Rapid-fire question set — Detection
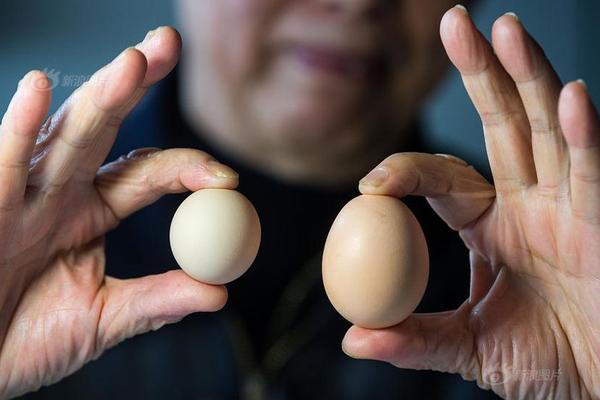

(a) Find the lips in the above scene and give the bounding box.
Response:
[282,43,384,81]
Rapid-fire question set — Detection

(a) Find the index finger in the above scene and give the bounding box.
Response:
[440,6,536,193]
[77,26,183,181]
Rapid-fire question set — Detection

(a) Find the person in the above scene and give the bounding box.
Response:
[0,1,599,399]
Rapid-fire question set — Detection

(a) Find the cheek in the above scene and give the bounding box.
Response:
[201,0,281,88]
[386,1,453,113]
[404,0,456,34]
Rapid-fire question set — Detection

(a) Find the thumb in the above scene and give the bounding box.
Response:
[359,152,496,231]
[96,270,227,352]
[341,307,480,380]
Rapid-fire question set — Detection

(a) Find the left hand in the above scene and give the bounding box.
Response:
[341,7,600,399]
[0,27,236,398]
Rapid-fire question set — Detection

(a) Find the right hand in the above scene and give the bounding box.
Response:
[0,27,238,398]
[342,8,600,399]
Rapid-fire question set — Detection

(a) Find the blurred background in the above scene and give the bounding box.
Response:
[0,0,598,171]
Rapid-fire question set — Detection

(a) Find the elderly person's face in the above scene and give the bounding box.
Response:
[176,0,460,185]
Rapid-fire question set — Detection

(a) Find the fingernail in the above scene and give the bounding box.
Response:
[19,70,51,92]
[206,160,239,179]
[360,166,389,188]
[504,11,519,21]
[93,48,131,90]
[454,4,468,14]
[111,47,134,68]
[17,73,28,88]
[126,147,162,160]
[341,341,359,359]
[577,79,588,89]
[435,153,468,166]
[18,70,36,87]
[135,29,158,50]
[143,28,157,43]
[17,76,28,90]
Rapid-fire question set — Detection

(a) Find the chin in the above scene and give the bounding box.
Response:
[254,92,367,151]
[263,121,369,168]
[274,114,358,154]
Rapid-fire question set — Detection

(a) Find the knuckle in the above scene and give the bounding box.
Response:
[479,108,524,128]
[493,175,529,189]
[0,158,30,170]
[0,196,22,212]
[528,115,561,136]
[571,170,600,185]
[57,132,94,150]
[384,152,419,171]
[123,147,162,161]
[536,184,569,201]
[38,180,66,197]
[571,208,600,226]
[160,148,214,164]
[105,114,124,129]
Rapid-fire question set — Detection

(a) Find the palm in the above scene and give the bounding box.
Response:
[0,28,234,398]
[342,8,600,399]
[459,189,600,397]
[1,238,108,391]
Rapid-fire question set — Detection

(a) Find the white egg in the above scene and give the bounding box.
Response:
[170,189,261,285]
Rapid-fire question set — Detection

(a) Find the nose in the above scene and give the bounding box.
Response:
[315,0,394,20]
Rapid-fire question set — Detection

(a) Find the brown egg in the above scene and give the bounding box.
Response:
[322,195,429,329]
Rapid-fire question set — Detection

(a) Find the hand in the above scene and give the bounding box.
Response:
[341,7,600,399]
[0,27,238,398]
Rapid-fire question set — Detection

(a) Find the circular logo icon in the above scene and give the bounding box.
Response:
[34,69,61,91]
[483,369,507,385]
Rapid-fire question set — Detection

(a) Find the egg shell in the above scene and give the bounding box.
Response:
[322,195,429,329]
[169,189,261,285]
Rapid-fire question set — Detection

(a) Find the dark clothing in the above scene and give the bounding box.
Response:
[23,71,498,400]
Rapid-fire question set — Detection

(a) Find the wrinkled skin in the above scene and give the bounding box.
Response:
[342,8,600,400]
[0,28,235,398]
[0,3,599,400]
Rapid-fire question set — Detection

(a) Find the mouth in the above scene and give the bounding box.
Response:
[277,42,386,83]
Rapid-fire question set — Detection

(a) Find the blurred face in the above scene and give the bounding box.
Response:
[177,0,459,185]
